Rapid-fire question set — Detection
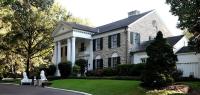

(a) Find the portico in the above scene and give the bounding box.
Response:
[52,22,95,76]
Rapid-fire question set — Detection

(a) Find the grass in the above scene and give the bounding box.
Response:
[182,81,200,90]
[50,79,145,95]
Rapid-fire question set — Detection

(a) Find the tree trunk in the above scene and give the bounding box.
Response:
[26,56,30,78]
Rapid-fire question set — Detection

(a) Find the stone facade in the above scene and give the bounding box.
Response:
[93,28,128,67]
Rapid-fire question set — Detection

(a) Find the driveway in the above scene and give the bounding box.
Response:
[0,84,85,95]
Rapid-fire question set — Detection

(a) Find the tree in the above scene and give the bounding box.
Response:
[141,31,178,87]
[0,1,91,77]
[166,0,200,52]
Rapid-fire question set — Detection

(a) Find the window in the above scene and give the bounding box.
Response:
[96,38,101,50]
[61,47,63,57]
[112,57,118,67]
[65,46,67,56]
[93,38,103,51]
[111,34,118,48]
[80,42,85,52]
[108,33,120,49]
[141,58,147,63]
[93,55,103,70]
[108,53,120,68]
[130,32,140,46]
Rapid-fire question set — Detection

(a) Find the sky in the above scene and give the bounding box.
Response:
[56,0,182,36]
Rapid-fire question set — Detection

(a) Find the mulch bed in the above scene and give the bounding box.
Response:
[165,85,190,94]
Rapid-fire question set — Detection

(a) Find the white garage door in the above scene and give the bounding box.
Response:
[177,62,200,78]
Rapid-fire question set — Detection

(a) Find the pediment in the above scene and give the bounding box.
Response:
[52,22,73,37]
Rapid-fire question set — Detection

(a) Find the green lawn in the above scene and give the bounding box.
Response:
[50,79,145,95]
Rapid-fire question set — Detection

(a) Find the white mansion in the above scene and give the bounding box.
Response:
[52,10,200,78]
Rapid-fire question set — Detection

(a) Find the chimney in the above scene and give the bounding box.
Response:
[128,10,140,17]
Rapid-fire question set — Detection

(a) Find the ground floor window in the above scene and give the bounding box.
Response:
[108,57,120,68]
[93,59,103,70]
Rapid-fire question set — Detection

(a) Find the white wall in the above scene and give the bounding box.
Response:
[177,53,200,78]
[133,52,147,64]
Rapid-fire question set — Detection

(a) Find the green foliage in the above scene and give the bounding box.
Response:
[47,64,56,76]
[116,63,145,76]
[117,64,135,76]
[142,31,177,87]
[166,0,200,32]
[75,59,87,76]
[72,65,80,74]
[58,61,72,78]
[0,1,91,77]
[102,68,117,76]
[166,0,200,53]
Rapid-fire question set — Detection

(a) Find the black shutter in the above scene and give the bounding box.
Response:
[117,33,120,47]
[93,39,96,51]
[130,32,133,44]
[117,57,120,65]
[100,38,103,50]
[100,59,103,69]
[93,60,96,70]
[108,36,111,48]
[108,58,111,67]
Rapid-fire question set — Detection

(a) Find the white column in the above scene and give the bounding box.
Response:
[67,38,71,61]
[55,41,61,76]
[52,42,57,65]
[89,39,93,70]
[71,37,76,66]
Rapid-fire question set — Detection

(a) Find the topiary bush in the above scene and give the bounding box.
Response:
[142,31,177,88]
[131,63,145,76]
[58,61,72,78]
[75,59,87,76]
[47,64,56,76]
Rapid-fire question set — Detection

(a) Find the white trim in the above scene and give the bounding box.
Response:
[95,55,101,59]
[111,53,118,57]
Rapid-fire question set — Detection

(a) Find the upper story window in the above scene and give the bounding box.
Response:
[96,38,101,50]
[108,33,120,49]
[93,38,103,51]
[130,32,140,46]
[111,34,118,48]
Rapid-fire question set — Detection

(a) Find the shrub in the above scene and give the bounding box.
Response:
[131,63,145,76]
[72,65,80,75]
[172,69,183,81]
[116,63,145,76]
[86,70,95,76]
[102,68,117,76]
[116,64,134,76]
[75,59,87,76]
[47,64,56,76]
[58,61,72,78]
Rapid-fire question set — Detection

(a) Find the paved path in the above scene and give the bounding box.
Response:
[0,84,84,95]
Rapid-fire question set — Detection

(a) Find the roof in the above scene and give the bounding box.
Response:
[61,10,153,34]
[95,10,153,33]
[63,22,97,33]
[133,35,184,53]
[176,46,195,53]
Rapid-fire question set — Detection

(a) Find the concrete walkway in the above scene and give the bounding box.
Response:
[0,84,84,95]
